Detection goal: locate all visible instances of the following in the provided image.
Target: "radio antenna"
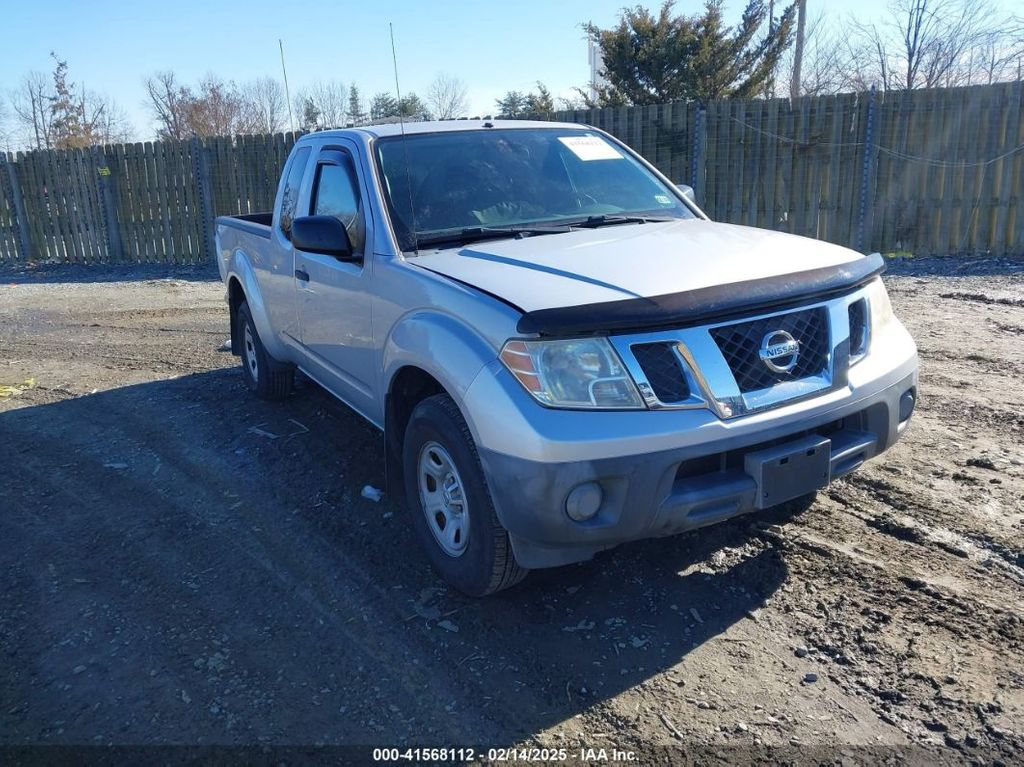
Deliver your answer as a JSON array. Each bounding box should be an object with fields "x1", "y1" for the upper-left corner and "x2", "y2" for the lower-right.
[
  {"x1": 279, "y1": 39, "x2": 295, "y2": 134},
  {"x1": 390, "y1": 22, "x2": 419, "y2": 254}
]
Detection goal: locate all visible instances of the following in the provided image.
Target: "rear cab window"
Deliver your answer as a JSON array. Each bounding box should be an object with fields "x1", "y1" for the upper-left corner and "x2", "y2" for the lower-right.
[{"x1": 278, "y1": 146, "x2": 311, "y2": 239}]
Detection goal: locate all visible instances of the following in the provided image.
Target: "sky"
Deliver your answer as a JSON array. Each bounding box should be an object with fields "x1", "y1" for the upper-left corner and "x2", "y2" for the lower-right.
[{"x1": 0, "y1": 0, "x2": 1017, "y2": 141}]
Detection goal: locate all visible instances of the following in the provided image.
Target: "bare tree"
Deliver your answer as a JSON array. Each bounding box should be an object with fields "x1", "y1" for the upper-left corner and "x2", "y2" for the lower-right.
[
  {"x1": 7, "y1": 57, "x2": 132, "y2": 150},
  {"x1": 426, "y1": 73, "x2": 469, "y2": 120},
  {"x1": 145, "y1": 72, "x2": 258, "y2": 138},
  {"x1": 844, "y1": 0, "x2": 1017, "y2": 90},
  {"x1": 902, "y1": 0, "x2": 992, "y2": 87},
  {"x1": 293, "y1": 80, "x2": 347, "y2": 130},
  {"x1": 9, "y1": 71, "x2": 55, "y2": 150},
  {"x1": 0, "y1": 94, "x2": 13, "y2": 152},
  {"x1": 187, "y1": 75, "x2": 254, "y2": 136},
  {"x1": 241, "y1": 77, "x2": 287, "y2": 133},
  {"x1": 969, "y1": 22, "x2": 1024, "y2": 84},
  {"x1": 80, "y1": 89, "x2": 134, "y2": 146},
  {"x1": 843, "y1": 14, "x2": 900, "y2": 90},
  {"x1": 145, "y1": 71, "x2": 193, "y2": 140},
  {"x1": 557, "y1": 92, "x2": 588, "y2": 111}
]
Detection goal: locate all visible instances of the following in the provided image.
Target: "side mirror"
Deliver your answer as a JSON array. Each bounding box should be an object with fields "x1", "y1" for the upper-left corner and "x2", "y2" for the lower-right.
[
  {"x1": 675, "y1": 183, "x2": 696, "y2": 203},
  {"x1": 292, "y1": 215, "x2": 355, "y2": 260}
]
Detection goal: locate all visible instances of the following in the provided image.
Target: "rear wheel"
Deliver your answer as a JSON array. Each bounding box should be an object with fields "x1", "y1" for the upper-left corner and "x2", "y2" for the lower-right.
[
  {"x1": 236, "y1": 300, "x2": 294, "y2": 401},
  {"x1": 402, "y1": 394, "x2": 527, "y2": 596}
]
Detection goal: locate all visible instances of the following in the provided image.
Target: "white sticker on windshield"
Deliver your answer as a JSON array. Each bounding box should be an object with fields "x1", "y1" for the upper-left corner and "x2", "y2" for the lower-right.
[{"x1": 558, "y1": 136, "x2": 624, "y2": 161}]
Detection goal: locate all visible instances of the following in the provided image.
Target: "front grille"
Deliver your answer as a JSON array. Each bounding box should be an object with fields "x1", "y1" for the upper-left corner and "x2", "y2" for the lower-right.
[
  {"x1": 710, "y1": 307, "x2": 829, "y2": 393},
  {"x1": 632, "y1": 342, "x2": 690, "y2": 403}
]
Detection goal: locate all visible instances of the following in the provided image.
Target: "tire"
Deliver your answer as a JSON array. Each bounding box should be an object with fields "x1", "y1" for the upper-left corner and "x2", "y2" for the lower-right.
[
  {"x1": 402, "y1": 394, "x2": 528, "y2": 596},
  {"x1": 236, "y1": 300, "x2": 294, "y2": 401}
]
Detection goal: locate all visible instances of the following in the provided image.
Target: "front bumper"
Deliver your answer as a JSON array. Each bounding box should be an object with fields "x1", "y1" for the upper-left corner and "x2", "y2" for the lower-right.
[{"x1": 469, "y1": 343, "x2": 918, "y2": 569}]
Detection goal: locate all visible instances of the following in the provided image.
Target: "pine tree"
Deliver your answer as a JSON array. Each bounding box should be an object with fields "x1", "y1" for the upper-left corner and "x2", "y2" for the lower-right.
[
  {"x1": 49, "y1": 53, "x2": 88, "y2": 148},
  {"x1": 525, "y1": 83, "x2": 555, "y2": 119},
  {"x1": 494, "y1": 91, "x2": 527, "y2": 118},
  {"x1": 586, "y1": 0, "x2": 796, "y2": 105},
  {"x1": 398, "y1": 93, "x2": 429, "y2": 119},
  {"x1": 369, "y1": 93, "x2": 398, "y2": 121},
  {"x1": 496, "y1": 84, "x2": 555, "y2": 119},
  {"x1": 347, "y1": 85, "x2": 366, "y2": 126},
  {"x1": 301, "y1": 97, "x2": 321, "y2": 131}
]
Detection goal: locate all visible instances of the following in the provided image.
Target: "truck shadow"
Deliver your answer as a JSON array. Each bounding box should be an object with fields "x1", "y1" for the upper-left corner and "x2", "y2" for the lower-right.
[{"x1": 0, "y1": 369, "x2": 792, "y2": 746}]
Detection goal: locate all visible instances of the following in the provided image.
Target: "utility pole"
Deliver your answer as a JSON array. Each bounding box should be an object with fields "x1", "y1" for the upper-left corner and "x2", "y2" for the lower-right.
[{"x1": 790, "y1": 0, "x2": 807, "y2": 100}]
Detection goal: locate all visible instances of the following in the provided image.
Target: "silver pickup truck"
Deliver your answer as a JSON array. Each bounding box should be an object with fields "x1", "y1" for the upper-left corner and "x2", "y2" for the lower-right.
[{"x1": 215, "y1": 120, "x2": 918, "y2": 596}]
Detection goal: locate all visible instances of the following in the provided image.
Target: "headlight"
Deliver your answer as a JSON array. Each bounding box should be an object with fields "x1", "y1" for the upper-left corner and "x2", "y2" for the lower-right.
[
  {"x1": 865, "y1": 277, "x2": 895, "y2": 330},
  {"x1": 499, "y1": 338, "x2": 645, "y2": 409}
]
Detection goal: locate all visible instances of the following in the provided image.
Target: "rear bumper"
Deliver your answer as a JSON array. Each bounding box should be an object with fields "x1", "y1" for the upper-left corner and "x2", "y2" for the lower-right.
[{"x1": 477, "y1": 364, "x2": 917, "y2": 569}]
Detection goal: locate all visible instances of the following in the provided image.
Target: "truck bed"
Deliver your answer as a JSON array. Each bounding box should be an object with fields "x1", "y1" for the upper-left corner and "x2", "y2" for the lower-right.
[{"x1": 216, "y1": 212, "x2": 273, "y2": 239}]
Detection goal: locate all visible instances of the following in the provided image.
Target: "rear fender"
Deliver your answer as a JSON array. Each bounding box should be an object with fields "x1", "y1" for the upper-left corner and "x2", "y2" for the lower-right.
[{"x1": 226, "y1": 250, "x2": 291, "y2": 361}]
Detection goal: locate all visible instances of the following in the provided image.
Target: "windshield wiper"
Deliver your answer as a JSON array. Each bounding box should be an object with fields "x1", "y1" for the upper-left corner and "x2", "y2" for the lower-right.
[
  {"x1": 415, "y1": 225, "x2": 573, "y2": 249},
  {"x1": 568, "y1": 215, "x2": 679, "y2": 229}
]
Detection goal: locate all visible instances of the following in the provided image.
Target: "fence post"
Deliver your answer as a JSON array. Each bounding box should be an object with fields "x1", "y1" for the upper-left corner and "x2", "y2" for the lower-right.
[
  {"x1": 193, "y1": 137, "x2": 216, "y2": 262},
  {"x1": 856, "y1": 86, "x2": 878, "y2": 253},
  {"x1": 2, "y1": 154, "x2": 33, "y2": 262},
  {"x1": 690, "y1": 104, "x2": 707, "y2": 206},
  {"x1": 93, "y1": 147, "x2": 124, "y2": 262}
]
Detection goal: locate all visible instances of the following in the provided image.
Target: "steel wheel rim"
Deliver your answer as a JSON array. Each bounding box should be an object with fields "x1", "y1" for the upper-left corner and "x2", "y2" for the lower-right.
[
  {"x1": 417, "y1": 441, "x2": 469, "y2": 557},
  {"x1": 243, "y1": 324, "x2": 259, "y2": 383}
]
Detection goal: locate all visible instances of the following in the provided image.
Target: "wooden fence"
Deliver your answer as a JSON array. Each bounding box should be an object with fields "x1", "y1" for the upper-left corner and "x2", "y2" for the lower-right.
[
  {"x1": 556, "y1": 81, "x2": 1024, "y2": 257},
  {"x1": 0, "y1": 81, "x2": 1022, "y2": 264},
  {"x1": 0, "y1": 133, "x2": 301, "y2": 265}
]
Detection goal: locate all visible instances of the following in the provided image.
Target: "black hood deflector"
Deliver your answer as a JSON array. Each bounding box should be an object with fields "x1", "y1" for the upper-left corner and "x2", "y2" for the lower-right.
[{"x1": 516, "y1": 253, "x2": 886, "y2": 336}]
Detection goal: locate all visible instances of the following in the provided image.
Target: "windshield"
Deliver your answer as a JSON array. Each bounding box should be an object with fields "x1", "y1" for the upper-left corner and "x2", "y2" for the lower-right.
[{"x1": 374, "y1": 128, "x2": 695, "y2": 251}]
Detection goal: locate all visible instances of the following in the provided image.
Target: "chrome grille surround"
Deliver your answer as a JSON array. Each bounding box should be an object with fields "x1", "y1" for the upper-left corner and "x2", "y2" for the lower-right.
[
  {"x1": 848, "y1": 297, "x2": 870, "y2": 365},
  {"x1": 610, "y1": 283, "x2": 871, "y2": 419},
  {"x1": 631, "y1": 342, "x2": 691, "y2": 403}
]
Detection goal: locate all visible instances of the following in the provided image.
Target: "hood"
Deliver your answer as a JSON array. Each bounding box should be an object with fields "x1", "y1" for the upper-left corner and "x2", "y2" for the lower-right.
[{"x1": 410, "y1": 220, "x2": 868, "y2": 315}]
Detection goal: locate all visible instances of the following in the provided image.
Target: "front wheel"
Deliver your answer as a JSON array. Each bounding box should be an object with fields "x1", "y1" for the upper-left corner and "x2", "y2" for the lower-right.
[{"x1": 402, "y1": 394, "x2": 527, "y2": 596}]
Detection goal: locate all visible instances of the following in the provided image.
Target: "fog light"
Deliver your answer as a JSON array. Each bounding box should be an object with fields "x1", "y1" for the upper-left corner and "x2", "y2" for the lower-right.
[
  {"x1": 899, "y1": 388, "x2": 916, "y2": 422},
  {"x1": 565, "y1": 482, "x2": 602, "y2": 522}
]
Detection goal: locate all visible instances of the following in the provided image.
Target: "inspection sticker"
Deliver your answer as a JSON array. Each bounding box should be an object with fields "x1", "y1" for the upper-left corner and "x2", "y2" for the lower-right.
[{"x1": 558, "y1": 135, "x2": 623, "y2": 161}]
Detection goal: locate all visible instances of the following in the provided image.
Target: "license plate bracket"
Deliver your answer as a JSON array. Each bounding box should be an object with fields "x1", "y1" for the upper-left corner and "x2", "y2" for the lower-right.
[{"x1": 744, "y1": 435, "x2": 831, "y2": 509}]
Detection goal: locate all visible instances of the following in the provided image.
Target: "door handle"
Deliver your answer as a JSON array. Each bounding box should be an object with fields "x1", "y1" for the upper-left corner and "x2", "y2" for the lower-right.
[{"x1": 294, "y1": 268, "x2": 310, "y2": 282}]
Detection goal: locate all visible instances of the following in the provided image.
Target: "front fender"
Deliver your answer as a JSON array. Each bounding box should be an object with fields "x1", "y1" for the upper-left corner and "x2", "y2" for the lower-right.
[
  {"x1": 382, "y1": 310, "x2": 497, "y2": 443},
  {"x1": 227, "y1": 250, "x2": 291, "y2": 362}
]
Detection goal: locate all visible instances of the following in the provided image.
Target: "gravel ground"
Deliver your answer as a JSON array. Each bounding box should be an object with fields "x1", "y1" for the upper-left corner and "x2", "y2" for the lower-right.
[{"x1": 0, "y1": 257, "x2": 1021, "y2": 762}]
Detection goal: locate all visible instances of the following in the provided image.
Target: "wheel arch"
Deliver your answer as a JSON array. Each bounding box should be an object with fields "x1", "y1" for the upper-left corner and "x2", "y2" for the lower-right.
[
  {"x1": 382, "y1": 309, "x2": 496, "y2": 439},
  {"x1": 227, "y1": 275, "x2": 246, "y2": 356},
  {"x1": 224, "y1": 251, "x2": 289, "y2": 361},
  {"x1": 384, "y1": 365, "x2": 448, "y2": 504}
]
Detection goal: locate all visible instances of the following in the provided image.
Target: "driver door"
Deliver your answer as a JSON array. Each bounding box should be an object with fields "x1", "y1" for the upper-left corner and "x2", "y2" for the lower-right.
[{"x1": 295, "y1": 142, "x2": 376, "y2": 420}]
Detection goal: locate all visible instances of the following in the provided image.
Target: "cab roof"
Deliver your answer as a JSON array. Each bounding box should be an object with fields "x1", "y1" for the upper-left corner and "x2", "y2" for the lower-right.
[{"x1": 303, "y1": 119, "x2": 595, "y2": 141}]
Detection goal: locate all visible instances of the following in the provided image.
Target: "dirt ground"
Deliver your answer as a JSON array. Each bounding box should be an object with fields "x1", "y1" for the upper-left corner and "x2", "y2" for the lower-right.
[{"x1": 1, "y1": 257, "x2": 1022, "y2": 762}]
